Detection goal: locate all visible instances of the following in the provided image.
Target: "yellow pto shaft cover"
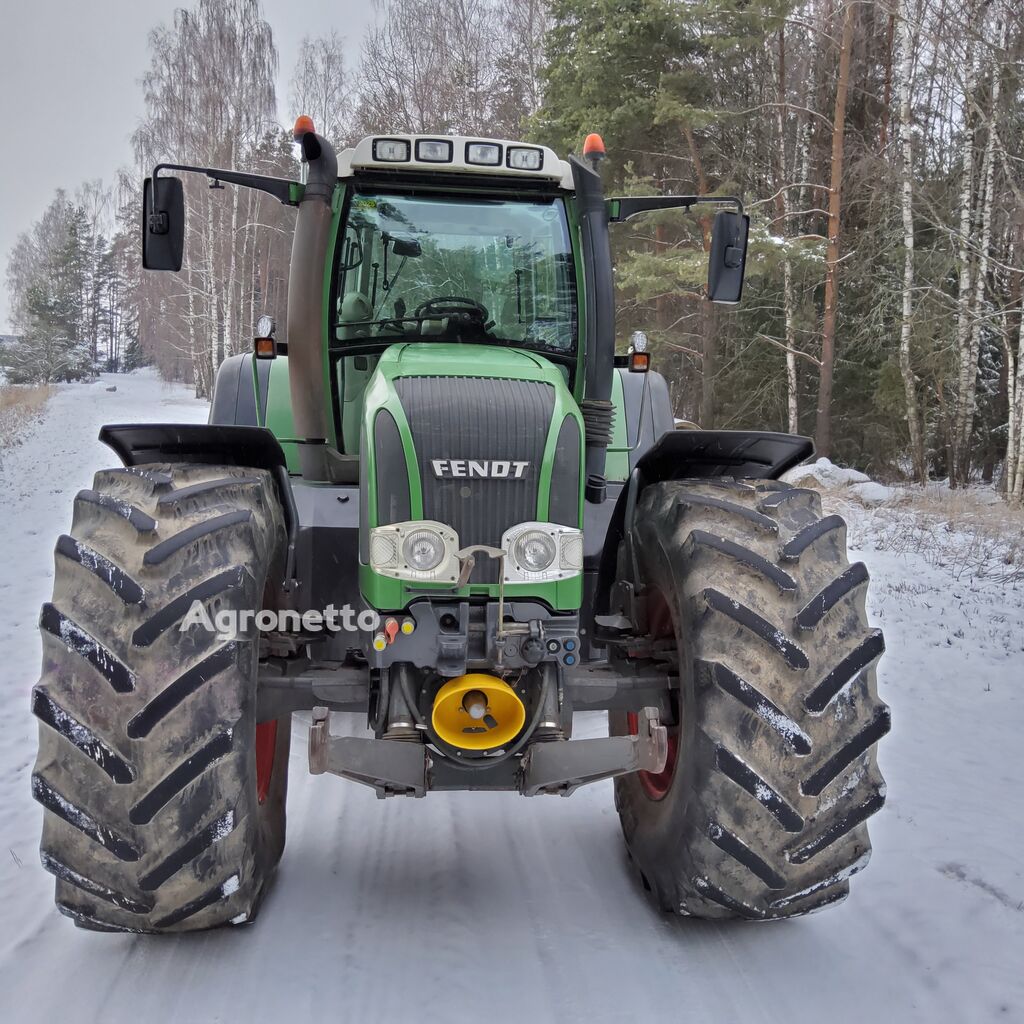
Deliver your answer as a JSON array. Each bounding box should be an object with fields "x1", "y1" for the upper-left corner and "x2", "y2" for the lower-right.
[{"x1": 431, "y1": 674, "x2": 526, "y2": 751}]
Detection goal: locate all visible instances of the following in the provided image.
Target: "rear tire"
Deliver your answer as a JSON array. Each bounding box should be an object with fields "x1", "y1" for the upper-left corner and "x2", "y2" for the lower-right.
[
  {"x1": 612, "y1": 479, "x2": 889, "y2": 919},
  {"x1": 32, "y1": 463, "x2": 290, "y2": 932}
]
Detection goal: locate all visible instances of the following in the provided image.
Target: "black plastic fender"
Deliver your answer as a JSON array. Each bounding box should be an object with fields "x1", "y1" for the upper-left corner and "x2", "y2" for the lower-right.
[
  {"x1": 209, "y1": 352, "x2": 272, "y2": 427},
  {"x1": 593, "y1": 429, "x2": 814, "y2": 618},
  {"x1": 99, "y1": 422, "x2": 298, "y2": 592},
  {"x1": 99, "y1": 423, "x2": 288, "y2": 472},
  {"x1": 630, "y1": 428, "x2": 813, "y2": 484}
]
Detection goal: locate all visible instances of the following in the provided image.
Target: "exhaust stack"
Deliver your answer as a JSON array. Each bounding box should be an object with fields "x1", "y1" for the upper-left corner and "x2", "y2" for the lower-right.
[
  {"x1": 571, "y1": 137, "x2": 616, "y2": 505},
  {"x1": 288, "y1": 117, "x2": 337, "y2": 481}
]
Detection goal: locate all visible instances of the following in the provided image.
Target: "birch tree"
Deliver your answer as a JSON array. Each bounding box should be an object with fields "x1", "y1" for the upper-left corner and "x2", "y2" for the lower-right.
[
  {"x1": 896, "y1": 0, "x2": 927, "y2": 482},
  {"x1": 132, "y1": 0, "x2": 278, "y2": 395},
  {"x1": 768, "y1": 28, "x2": 800, "y2": 434},
  {"x1": 289, "y1": 32, "x2": 355, "y2": 146}
]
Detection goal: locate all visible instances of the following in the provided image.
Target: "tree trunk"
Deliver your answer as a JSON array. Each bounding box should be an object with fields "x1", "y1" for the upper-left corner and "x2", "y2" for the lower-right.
[
  {"x1": 784, "y1": 259, "x2": 799, "y2": 434},
  {"x1": 957, "y1": 18, "x2": 1003, "y2": 486},
  {"x1": 770, "y1": 29, "x2": 800, "y2": 435},
  {"x1": 224, "y1": 138, "x2": 241, "y2": 359},
  {"x1": 700, "y1": 300, "x2": 718, "y2": 428},
  {"x1": 950, "y1": 30, "x2": 979, "y2": 486},
  {"x1": 206, "y1": 188, "x2": 220, "y2": 396},
  {"x1": 879, "y1": 11, "x2": 895, "y2": 154},
  {"x1": 814, "y1": 0, "x2": 855, "y2": 458},
  {"x1": 1009, "y1": 303, "x2": 1024, "y2": 501},
  {"x1": 683, "y1": 122, "x2": 715, "y2": 427},
  {"x1": 896, "y1": 0, "x2": 927, "y2": 483},
  {"x1": 1008, "y1": 265, "x2": 1024, "y2": 500}
]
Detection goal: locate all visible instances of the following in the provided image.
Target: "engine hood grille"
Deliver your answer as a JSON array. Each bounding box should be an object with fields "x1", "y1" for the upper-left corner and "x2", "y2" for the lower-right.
[{"x1": 393, "y1": 376, "x2": 555, "y2": 581}]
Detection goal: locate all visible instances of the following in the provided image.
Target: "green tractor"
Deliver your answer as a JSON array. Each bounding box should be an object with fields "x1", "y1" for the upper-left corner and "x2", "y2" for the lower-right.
[{"x1": 31, "y1": 121, "x2": 889, "y2": 932}]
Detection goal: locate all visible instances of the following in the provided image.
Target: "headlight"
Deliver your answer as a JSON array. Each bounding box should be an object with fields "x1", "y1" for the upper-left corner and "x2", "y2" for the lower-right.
[
  {"x1": 369, "y1": 521, "x2": 460, "y2": 582},
  {"x1": 403, "y1": 528, "x2": 444, "y2": 571},
  {"x1": 502, "y1": 523, "x2": 583, "y2": 582},
  {"x1": 373, "y1": 138, "x2": 410, "y2": 162},
  {"x1": 369, "y1": 532, "x2": 399, "y2": 569},
  {"x1": 466, "y1": 142, "x2": 502, "y2": 165},
  {"x1": 415, "y1": 139, "x2": 452, "y2": 163},
  {"x1": 507, "y1": 146, "x2": 543, "y2": 171},
  {"x1": 513, "y1": 531, "x2": 556, "y2": 572},
  {"x1": 559, "y1": 533, "x2": 583, "y2": 571}
]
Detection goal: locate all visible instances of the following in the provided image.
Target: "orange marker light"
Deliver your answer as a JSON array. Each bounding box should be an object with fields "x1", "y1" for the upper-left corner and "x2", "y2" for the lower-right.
[
  {"x1": 254, "y1": 337, "x2": 276, "y2": 359},
  {"x1": 583, "y1": 133, "x2": 606, "y2": 158},
  {"x1": 628, "y1": 351, "x2": 650, "y2": 373},
  {"x1": 293, "y1": 114, "x2": 316, "y2": 140}
]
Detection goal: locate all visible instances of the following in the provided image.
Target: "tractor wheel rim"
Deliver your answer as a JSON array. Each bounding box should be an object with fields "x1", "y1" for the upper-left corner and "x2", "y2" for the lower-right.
[
  {"x1": 628, "y1": 587, "x2": 679, "y2": 801},
  {"x1": 255, "y1": 720, "x2": 278, "y2": 804},
  {"x1": 627, "y1": 711, "x2": 679, "y2": 800}
]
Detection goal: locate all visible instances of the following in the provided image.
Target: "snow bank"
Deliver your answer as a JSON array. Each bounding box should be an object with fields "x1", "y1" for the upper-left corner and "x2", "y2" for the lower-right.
[
  {"x1": 848, "y1": 480, "x2": 897, "y2": 505},
  {"x1": 783, "y1": 457, "x2": 897, "y2": 505},
  {"x1": 783, "y1": 456, "x2": 870, "y2": 488}
]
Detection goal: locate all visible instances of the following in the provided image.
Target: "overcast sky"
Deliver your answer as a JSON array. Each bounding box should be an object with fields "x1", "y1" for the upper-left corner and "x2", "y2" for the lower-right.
[{"x1": 0, "y1": 0, "x2": 375, "y2": 332}]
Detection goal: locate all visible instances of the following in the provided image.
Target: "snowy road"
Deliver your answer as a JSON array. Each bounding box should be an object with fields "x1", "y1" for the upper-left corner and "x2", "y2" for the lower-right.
[{"x1": 0, "y1": 372, "x2": 1021, "y2": 1023}]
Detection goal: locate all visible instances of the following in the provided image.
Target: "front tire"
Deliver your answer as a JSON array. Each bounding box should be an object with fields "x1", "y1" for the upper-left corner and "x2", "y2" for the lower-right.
[
  {"x1": 612, "y1": 479, "x2": 889, "y2": 919},
  {"x1": 32, "y1": 463, "x2": 290, "y2": 932}
]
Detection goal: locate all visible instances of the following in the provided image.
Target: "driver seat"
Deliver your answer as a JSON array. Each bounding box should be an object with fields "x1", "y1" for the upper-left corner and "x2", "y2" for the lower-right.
[{"x1": 336, "y1": 291, "x2": 373, "y2": 341}]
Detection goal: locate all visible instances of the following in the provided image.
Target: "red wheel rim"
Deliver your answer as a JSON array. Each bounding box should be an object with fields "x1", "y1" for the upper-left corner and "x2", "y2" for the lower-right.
[
  {"x1": 627, "y1": 712, "x2": 679, "y2": 800},
  {"x1": 627, "y1": 590, "x2": 679, "y2": 801},
  {"x1": 255, "y1": 720, "x2": 278, "y2": 804}
]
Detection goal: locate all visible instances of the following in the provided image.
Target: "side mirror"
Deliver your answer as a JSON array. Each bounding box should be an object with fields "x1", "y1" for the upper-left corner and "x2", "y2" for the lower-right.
[
  {"x1": 142, "y1": 175, "x2": 185, "y2": 271},
  {"x1": 707, "y1": 210, "x2": 749, "y2": 304},
  {"x1": 390, "y1": 235, "x2": 422, "y2": 258}
]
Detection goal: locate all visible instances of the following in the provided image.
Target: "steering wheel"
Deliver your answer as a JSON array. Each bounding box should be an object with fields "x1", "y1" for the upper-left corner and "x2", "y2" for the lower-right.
[{"x1": 414, "y1": 296, "x2": 490, "y2": 324}]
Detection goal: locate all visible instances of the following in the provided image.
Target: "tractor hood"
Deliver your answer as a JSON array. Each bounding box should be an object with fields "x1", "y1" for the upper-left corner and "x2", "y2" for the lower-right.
[
  {"x1": 375, "y1": 342, "x2": 568, "y2": 383},
  {"x1": 358, "y1": 343, "x2": 584, "y2": 609}
]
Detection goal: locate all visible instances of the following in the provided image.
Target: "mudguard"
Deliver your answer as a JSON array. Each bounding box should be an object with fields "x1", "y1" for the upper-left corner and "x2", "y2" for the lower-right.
[
  {"x1": 209, "y1": 352, "x2": 272, "y2": 427},
  {"x1": 99, "y1": 422, "x2": 299, "y2": 591},
  {"x1": 99, "y1": 423, "x2": 287, "y2": 472},
  {"x1": 633, "y1": 428, "x2": 813, "y2": 483},
  {"x1": 593, "y1": 429, "x2": 814, "y2": 619}
]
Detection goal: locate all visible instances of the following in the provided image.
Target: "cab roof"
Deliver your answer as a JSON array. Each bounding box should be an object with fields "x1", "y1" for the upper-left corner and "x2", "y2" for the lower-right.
[{"x1": 338, "y1": 135, "x2": 574, "y2": 190}]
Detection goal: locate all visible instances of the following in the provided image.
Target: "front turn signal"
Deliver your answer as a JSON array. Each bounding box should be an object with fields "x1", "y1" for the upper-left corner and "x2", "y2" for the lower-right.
[{"x1": 254, "y1": 337, "x2": 276, "y2": 359}]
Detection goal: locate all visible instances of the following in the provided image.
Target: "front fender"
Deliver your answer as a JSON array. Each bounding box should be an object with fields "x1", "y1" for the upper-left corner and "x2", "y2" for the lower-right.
[
  {"x1": 99, "y1": 423, "x2": 288, "y2": 472},
  {"x1": 593, "y1": 429, "x2": 814, "y2": 618}
]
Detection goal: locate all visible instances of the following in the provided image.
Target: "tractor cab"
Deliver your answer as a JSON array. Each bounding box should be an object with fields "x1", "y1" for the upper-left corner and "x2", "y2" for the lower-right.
[{"x1": 329, "y1": 137, "x2": 581, "y2": 457}]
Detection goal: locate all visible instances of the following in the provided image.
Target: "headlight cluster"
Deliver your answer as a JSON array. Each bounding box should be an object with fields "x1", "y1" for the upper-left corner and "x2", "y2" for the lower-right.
[
  {"x1": 368, "y1": 137, "x2": 544, "y2": 172},
  {"x1": 368, "y1": 521, "x2": 461, "y2": 582},
  {"x1": 502, "y1": 522, "x2": 583, "y2": 582},
  {"x1": 368, "y1": 521, "x2": 583, "y2": 584}
]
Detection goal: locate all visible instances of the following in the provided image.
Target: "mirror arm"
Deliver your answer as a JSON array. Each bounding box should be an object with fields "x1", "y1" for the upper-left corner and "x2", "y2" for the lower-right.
[
  {"x1": 153, "y1": 163, "x2": 301, "y2": 207},
  {"x1": 608, "y1": 195, "x2": 744, "y2": 222}
]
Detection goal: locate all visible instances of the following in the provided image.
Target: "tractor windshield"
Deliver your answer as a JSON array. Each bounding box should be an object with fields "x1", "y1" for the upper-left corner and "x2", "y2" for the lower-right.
[{"x1": 333, "y1": 189, "x2": 578, "y2": 354}]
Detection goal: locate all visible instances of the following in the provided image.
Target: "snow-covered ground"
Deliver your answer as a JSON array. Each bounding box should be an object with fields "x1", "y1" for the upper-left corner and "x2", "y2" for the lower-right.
[{"x1": 0, "y1": 372, "x2": 1021, "y2": 1023}]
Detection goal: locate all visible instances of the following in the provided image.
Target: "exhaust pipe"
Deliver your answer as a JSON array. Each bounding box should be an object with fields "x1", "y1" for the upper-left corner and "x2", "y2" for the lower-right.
[
  {"x1": 288, "y1": 121, "x2": 337, "y2": 481},
  {"x1": 570, "y1": 151, "x2": 616, "y2": 505}
]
